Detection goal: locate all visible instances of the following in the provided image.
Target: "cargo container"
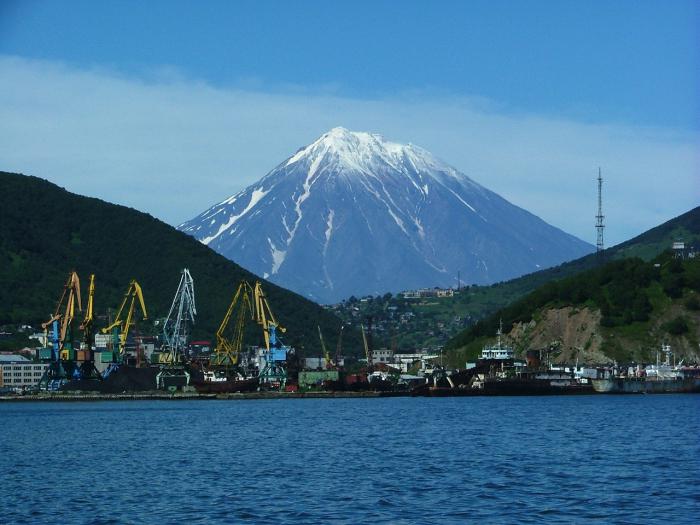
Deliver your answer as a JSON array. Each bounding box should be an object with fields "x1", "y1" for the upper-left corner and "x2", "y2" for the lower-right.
[
  {"x1": 37, "y1": 348, "x2": 54, "y2": 361},
  {"x1": 98, "y1": 351, "x2": 115, "y2": 363},
  {"x1": 298, "y1": 370, "x2": 339, "y2": 388},
  {"x1": 75, "y1": 350, "x2": 93, "y2": 362},
  {"x1": 344, "y1": 373, "x2": 367, "y2": 385},
  {"x1": 60, "y1": 349, "x2": 76, "y2": 361}
]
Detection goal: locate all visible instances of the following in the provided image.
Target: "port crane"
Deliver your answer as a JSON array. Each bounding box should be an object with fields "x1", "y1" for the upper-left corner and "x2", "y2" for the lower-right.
[
  {"x1": 212, "y1": 281, "x2": 253, "y2": 367},
  {"x1": 70, "y1": 273, "x2": 104, "y2": 382},
  {"x1": 157, "y1": 269, "x2": 196, "y2": 389},
  {"x1": 252, "y1": 281, "x2": 290, "y2": 389},
  {"x1": 335, "y1": 325, "x2": 344, "y2": 369},
  {"x1": 39, "y1": 271, "x2": 83, "y2": 390},
  {"x1": 318, "y1": 325, "x2": 333, "y2": 369},
  {"x1": 161, "y1": 269, "x2": 196, "y2": 364},
  {"x1": 80, "y1": 274, "x2": 95, "y2": 350},
  {"x1": 42, "y1": 271, "x2": 82, "y2": 361},
  {"x1": 101, "y1": 280, "x2": 147, "y2": 363},
  {"x1": 318, "y1": 324, "x2": 344, "y2": 369},
  {"x1": 209, "y1": 280, "x2": 290, "y2": 389},
  {"x1": 361, "y1": 324, "x2": 373, "y2": 370}
]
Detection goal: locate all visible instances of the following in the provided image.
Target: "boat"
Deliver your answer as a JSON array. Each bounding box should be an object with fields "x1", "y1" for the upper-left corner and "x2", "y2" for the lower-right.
[
  {"x1": 414, "y1": 322, "x2": 593, "y2": 396},
  {"x1": 592, "y1": 345, "x2": 700, "y2": 394},
  {"x1": 190, "y1": 368, "x2": 259, "y2": 393},
  {"x1": 478, "y1": 370, "x2": 593, "y2": 395}
]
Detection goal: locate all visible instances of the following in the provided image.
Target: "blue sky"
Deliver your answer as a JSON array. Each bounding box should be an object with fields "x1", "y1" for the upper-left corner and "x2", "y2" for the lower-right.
[{"x1": 0, "y1": 0, "x2": 698, "y2": 245}]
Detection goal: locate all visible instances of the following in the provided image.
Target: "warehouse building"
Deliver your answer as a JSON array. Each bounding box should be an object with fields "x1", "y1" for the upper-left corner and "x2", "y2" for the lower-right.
[{"x1": 0, "y1": 355, "x2": 49, "y2": 390}]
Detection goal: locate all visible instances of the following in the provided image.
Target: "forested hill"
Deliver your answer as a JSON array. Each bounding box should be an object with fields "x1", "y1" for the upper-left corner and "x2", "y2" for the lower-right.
[
  {"x1": 434, "y1": 205, "x2": 700, "y2": 324},
  {"x1": 445, "y1": 253, "x2": 700, "y2": 364},
  {"x1": 0, "y1": 171, "x2": 355, "y2": 355}
]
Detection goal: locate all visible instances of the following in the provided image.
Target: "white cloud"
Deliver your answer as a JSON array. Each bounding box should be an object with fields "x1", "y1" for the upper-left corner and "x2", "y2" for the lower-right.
[{"x1": 0, "y1": 55, "x2": 697, "y2": 246}]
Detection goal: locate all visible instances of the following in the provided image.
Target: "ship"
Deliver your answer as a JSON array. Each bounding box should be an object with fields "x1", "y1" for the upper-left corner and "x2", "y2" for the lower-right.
[
  {"x1": 189, "y1": 368, "x2": 259, "y2": 393},
  {"x1": 592, "y1": 344, "x2": 700, "y2": 394},
  {"x1": 414, "y1": 322, "x2": 593, "y2": 396}
]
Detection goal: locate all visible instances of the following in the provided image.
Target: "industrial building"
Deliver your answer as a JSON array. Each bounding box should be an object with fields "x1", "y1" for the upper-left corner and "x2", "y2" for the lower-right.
[{"x1": 0, "y1": 355, "x2": 48, "y2": 391}]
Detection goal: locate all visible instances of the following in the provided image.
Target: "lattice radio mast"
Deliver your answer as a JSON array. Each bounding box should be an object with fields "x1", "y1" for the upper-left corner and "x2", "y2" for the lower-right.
[{"x1": 596, "y1": 168, "x2": 605, "y2": 257}]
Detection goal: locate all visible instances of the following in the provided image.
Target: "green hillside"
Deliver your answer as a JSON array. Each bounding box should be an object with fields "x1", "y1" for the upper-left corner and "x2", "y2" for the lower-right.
[
  {"x1": 0, "y1": 171, "x2": 358, "y2": 355},
  {"x1": 332, "y1": 207, "x2": 700, "y2": 352},
  {"x1": 445, "y1": 253, "x2": 700, "y2": 364},
  {"x1": 437, "y1": 206, "x2": 700, "y2": 320}
]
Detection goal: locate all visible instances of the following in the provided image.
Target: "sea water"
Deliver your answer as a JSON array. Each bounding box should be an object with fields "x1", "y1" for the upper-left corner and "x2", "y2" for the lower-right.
[{"x1": 1, "y1": 395, "x2": 699, "y2": 524}]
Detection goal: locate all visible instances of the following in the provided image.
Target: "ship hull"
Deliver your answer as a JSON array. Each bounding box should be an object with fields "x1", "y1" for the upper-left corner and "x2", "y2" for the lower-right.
[
  {"x1": 482, "y1": 378, "x2": 593, "y2": 396},
  {"x1": 592, "y1": 377, "x2": 700, "y2": 394},
  {"x1": 192, "y1": 377, "x2": 259, "y2": 393},
  {"x1": 413, "y1": 379, "x2": 593, "y2": 397}
]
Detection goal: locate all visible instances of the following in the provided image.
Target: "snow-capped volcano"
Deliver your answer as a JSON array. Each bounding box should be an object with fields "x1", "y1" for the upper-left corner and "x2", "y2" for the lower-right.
[{"x1": 179, "y1": 127, "x2": 593, "y2": 303}]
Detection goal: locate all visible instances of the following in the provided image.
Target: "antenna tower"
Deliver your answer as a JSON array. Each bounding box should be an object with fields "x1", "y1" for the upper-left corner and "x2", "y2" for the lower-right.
[{"x1": 596, "y1": 168, "x2": 605, "y2": 257}]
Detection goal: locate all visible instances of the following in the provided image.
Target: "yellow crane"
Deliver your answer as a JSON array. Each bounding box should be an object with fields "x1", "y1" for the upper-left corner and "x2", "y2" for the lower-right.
[
  {"x1": 210, "y1": 280, "x2": 289, "y2": 388},
  {"x1": 42, "y1": 271, "x2": 82, "y2": 359},
  {"x1": 212, "y1": 281, "x2": 254, "y2": 366},
  {"x1": 101, "y1": 280, "x2": 147, "y2": 359},
  {"x1": 80, "y1": 274, "x2": 95, "y2": 349},
  {"x1": 251, "y1": 281, "x2": 289, "y2": 388},
  {"x1": 251, "y1": 281, "x2": 286, "y2": 351},
  {"x1": 318, "y1": 325, "x2": 332, "y2": 369}
]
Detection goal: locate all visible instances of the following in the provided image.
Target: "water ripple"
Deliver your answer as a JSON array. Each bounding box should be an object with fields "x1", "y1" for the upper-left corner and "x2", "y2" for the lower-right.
[{"x1": 1, "y1": 395, "x2": 699, "y2": 524}]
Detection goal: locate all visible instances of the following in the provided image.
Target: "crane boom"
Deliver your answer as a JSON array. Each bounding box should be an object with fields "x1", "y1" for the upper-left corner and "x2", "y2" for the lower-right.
[
  {"x1": 210, "y1": 280, "x2": 289, "y2": 389},
  {"x1": 212, "y1": 281, "x2": 253, "y2": 366},
  {"x1": 251, "y1": 281, "x2": 289, "y2": 389},
  {"x1": 361, "y1": 324, "x2": 372, "y2": 368},
  {"x1": 42, "y1": 271, "x2": 82, "y2": 358},
  {"x1": 318, "y1": 325, "x2": 331, "y2": 369},
  {"x1": 252, "y1": 281, "x2": 285, "y2": 351},
  {"x1": 101, "y1": 280, "x2": 147, "y2": 357},
  {"x1": 60, "y1": 272, "x2": 81, "y2": 347},
  {"x1": 162, "y1": 269, "x2": 196, "y2": 364},
  {"x1": 80, "y1": 274, "x2": 95, "y2": 348},
  {"x1": 335, "y1": 325, "x2": 344, "y2": 367}
]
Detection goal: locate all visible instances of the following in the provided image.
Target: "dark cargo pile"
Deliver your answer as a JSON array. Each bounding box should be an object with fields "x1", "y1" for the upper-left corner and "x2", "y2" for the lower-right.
[{"x1": 62, "y1": 366, "x2": 160, "y2": 393}]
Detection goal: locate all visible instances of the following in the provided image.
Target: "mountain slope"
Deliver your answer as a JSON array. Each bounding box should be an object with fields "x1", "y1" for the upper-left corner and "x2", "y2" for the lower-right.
[
  {"x1": 0, "y1": 171, "x2": 352, "y2": 355},
  {"x1": 445, "y1": 253, "x2": 700, "y2": 365},
  {"x1": 444, "y1": 205, "x2": 700, "y2": 319},
  {"x1": 180, "y1": 127, "x2": 593, "y2": 303},
  {"x1": 330, "y1": 206, "x2": 700, "y2": 353}
]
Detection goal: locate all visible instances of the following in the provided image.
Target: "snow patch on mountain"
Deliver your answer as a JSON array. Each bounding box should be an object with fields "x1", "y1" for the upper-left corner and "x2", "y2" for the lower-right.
[
  {"x1": 268, "y1": 238, "x2": 286, "y2": 275},
  {"x1": 202, "y1": 187, "x2": 268, "y2": 245}
]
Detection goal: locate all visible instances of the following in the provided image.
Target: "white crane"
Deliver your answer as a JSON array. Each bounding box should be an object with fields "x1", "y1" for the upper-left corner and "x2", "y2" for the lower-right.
[{"x1": 161, "y1": 268, "x2": 196, "y2": 364}]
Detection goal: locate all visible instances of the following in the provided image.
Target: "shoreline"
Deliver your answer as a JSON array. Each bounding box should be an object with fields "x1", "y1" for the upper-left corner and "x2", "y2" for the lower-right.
[{"x1": 0, "y1": 390, "x2": 401, "y2": 402}]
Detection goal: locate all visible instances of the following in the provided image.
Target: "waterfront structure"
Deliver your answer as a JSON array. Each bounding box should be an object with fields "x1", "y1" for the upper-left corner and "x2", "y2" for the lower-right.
[
  {"x1": 0, "y1": 355, "x2": 48, "y2": 390},
  {"x1": 393, "y1": 351, "x2": 440, "y2": 372}
]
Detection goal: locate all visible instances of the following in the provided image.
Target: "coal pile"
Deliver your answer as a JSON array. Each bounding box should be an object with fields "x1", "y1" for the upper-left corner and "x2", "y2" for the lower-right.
[{"x1": 62, "y1": 366, "x2": 160, "y2": 393}]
